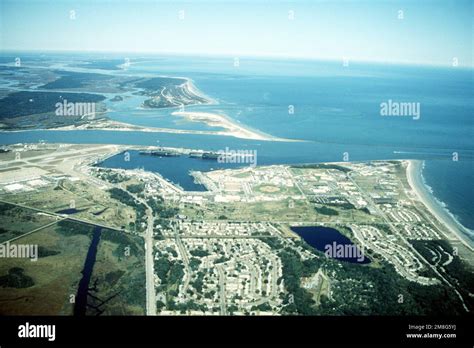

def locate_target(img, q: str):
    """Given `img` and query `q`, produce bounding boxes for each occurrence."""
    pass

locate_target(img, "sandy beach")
[184,80,218,105]
[4,114,301,142]
[406,159,473,250]
[171,111,300,142]
[9,117,295,142]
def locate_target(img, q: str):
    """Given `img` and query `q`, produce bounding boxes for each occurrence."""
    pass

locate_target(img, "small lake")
[291,226,370,264]
[55,208,83,215]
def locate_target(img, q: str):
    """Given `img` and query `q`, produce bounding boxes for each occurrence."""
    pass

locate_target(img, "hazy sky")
[0,0,472,67]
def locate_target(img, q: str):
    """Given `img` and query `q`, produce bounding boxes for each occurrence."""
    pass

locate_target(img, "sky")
[0,0,472,67]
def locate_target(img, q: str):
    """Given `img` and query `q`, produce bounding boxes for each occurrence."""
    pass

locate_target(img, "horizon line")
[0,48,472,70]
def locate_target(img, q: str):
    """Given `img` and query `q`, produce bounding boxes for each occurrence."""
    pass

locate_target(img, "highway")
[173,222,192,294]
[124,190,156,316]
[0,199,125,233]
[216,265,227,315]
[144,205,157,315]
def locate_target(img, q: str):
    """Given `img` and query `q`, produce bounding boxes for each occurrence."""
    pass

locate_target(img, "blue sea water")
[1,53,473,241]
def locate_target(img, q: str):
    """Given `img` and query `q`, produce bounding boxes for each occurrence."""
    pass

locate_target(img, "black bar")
[0,315,472,346]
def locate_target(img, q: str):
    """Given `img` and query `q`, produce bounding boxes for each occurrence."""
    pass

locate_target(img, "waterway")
[74,226,102,316]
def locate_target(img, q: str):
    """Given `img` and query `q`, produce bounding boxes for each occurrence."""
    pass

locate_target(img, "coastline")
[406,159,474,250]
[184,79,218,106]
[0,67,304,143]
[171,111,302,142]
[0,118,302,142]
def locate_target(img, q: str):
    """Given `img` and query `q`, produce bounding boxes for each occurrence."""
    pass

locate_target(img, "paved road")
[144,206,157,315]
[1,219,65,244]
[0,199,124,233]
[216,265,227,315]
[173,222,192,293]
[124,190,156,316]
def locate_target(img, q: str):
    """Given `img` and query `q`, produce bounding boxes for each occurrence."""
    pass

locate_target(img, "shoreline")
[406,159,473,250]
[0,118,302,143]
[171,110,302,142]
[184,79,218,106]
[0,67,301,142]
